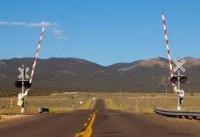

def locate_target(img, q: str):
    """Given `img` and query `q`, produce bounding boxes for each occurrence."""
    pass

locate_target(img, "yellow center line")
[74,110,98,137]
[83,123,88,127]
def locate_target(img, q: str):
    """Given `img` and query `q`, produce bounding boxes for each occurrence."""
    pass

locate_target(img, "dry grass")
[0,115,32,123]
[104,92,200,113]
[0,92,200,114]
[0,92,95,114]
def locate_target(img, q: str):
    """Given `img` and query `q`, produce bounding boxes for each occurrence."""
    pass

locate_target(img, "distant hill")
[0,57,200,95]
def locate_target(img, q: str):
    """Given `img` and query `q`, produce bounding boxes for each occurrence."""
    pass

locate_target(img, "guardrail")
[154,108,200,120]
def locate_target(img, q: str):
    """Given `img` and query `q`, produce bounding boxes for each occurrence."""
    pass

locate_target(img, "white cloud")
[0,20,67,41]
[0,21,57,27]
[11,22,27,26]
[0,21,8,25]
[26,21,57,27]
[53,29,68,41]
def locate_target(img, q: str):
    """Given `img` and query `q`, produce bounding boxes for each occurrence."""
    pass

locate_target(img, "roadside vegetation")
[0,92,200,114]
[0,92,95,114]
[105,92,200,113]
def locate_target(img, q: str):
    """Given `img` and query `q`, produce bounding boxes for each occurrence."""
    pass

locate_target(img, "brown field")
[0,92,95,114]
[104,92,200,113]
[0,92,200,114]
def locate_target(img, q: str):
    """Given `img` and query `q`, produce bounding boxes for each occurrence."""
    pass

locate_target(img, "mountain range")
[0,57,200,95]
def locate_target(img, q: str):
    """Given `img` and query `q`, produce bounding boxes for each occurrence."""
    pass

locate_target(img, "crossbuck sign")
[18,66,29,80]
[173,59,186,73]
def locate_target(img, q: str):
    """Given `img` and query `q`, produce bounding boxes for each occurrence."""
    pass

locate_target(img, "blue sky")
[0,0,199,66]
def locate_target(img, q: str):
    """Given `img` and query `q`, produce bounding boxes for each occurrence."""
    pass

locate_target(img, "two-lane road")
[93,99,200,137]
[0,99,199,137]
[0,110,92,137]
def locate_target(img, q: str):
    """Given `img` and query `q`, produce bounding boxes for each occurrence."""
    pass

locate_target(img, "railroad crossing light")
[15,81,32,88]
[24,81,32,88]
[170,76,188,84]
[15,81,22,88]
[180,76,188,83]
[170,76,178,83]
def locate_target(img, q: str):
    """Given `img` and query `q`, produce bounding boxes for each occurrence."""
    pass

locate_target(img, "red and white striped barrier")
[29,26,45,84]
[162,13,174,78]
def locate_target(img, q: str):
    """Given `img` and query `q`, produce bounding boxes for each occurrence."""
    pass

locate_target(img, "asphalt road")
[0,110,92,137]
[93,99,200,137]
[0,99,199,137]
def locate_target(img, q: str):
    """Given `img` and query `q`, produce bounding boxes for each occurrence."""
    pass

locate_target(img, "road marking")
[83,123,88,127]
[74,110,98,137]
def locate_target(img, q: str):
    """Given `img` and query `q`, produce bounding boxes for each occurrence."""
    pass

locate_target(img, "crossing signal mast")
[161,13,188,110]
[15,26,45,113]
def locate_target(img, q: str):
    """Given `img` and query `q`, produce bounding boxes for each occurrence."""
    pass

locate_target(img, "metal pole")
[177,69,181,110]
[21,65,25,113]
[22,65,25,94]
